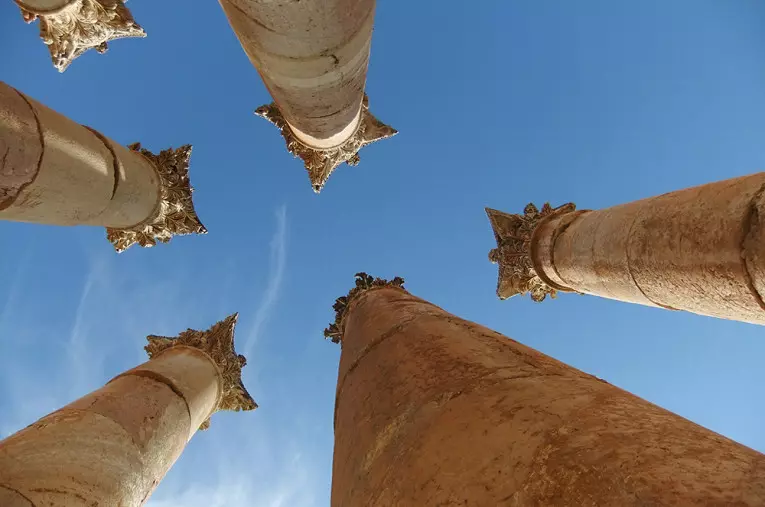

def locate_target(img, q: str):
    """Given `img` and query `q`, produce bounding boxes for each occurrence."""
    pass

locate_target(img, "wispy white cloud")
[244,204,288,357]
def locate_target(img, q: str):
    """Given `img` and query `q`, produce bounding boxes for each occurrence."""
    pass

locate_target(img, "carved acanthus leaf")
[486,203,576,302]
[19,0,145,72]
[324,272,406,345]
[106,143,207,253]
[255,95,397,193]
[146,313,257,430]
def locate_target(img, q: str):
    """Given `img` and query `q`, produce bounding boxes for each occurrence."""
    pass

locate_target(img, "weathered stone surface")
[0,83,41,211]
[332,286,765,506]
[489,172,765,324]
[0,315,255,505]
[220,0,395,191]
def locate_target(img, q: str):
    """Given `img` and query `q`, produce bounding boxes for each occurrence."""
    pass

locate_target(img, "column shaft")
[488,172,765,324]
[0,349,214,505]
[0,81,206,252]
[0,314,255,506]
[331,281,765,506]
[219,0,373,142]
[219,0,396,192]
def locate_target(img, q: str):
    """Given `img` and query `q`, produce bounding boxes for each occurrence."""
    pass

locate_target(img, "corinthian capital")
[106,143,207,253]
[486,203,576,302]
[256,95,397,193]
[18,0,145,72]
[145,313,257,430]
[324,273,407,344]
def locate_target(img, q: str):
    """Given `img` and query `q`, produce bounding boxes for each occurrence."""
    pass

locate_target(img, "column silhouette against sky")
[218,0,396,192]
[488,172,765,325]
[327,274,765,506]
[0,81,206,252]
[0,314,256,506]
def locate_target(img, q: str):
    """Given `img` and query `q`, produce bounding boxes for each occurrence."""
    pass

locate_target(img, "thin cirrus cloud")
[244,204,288,357]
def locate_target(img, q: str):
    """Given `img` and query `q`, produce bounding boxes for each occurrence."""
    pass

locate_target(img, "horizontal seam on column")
[35,408,149,456]
[624,210,679,310]
[0,483,35,506]
[0,89,45,212]
[741,182,765,312]
[333,305,442,429]
[548,211,587,290]
[112,150,163,230]
[83,127,119,200]
[121,370,193,424]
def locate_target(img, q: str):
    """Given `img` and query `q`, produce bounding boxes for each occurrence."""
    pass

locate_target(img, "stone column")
[487,172,765,325]
[14,0,145,72]
[0,81,206,252]
[0,314,256,506]
[218,0,397,193]
[327,273,765,506]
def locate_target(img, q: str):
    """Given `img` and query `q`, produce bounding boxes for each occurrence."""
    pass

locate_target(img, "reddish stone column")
[487,172,765,325]
[14,0,146,72]
[0,314,256,506]
[218,0,396,192]
[0,81,206,252]
[327,274,765,506]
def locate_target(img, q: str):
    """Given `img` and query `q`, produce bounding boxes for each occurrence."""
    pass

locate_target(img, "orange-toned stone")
[490,172,765,324]
[332,286,765,506]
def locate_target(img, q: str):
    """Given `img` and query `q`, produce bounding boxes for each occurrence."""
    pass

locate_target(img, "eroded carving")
[146,313,257,430]
[106,143,207,253]
[324,272,406,344]
[255,95,397,193]
[19,0,145,72]
[486,203,576,301]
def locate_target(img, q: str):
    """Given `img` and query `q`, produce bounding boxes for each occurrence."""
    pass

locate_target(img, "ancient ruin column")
[0,314,256,506]
[327,273,765,506]
[218,0,397,192]
[487,172,765,325]
[14,0,145,72]
[0,81,206,252]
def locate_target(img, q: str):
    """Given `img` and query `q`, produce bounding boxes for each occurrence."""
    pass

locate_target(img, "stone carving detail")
[486,203,576,302]
[19,0,145,72]
[106,143,207,253]
[146,313,257,430]
[324,272,406,344]
[255,95,397,193]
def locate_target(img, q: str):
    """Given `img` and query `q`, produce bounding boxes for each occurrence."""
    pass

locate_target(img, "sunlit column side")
[0,314,256,506]
[218,0,397,192]
[0,81,206,252]
[327,273,765,506]
[486,172,765,325]
[14,0,145,72]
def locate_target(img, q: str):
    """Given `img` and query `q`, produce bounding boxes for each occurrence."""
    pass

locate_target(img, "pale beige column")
[14,0,145,72]
[486,172,765,324]
[0,314,256,506]
[219,0,397,192]
[0,81,206,252]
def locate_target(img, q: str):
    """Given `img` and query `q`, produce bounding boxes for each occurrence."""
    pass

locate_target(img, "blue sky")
[2,1,765,505]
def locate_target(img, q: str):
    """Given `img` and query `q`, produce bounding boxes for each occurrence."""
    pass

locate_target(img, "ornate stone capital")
[19,0,145,72]
[106,143,207,253]
[324,272,406,344]
[146,313,257,430]
[486,203,576,302]
[255,95,397,193]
